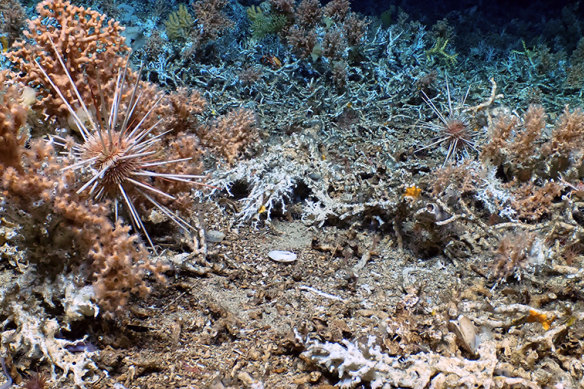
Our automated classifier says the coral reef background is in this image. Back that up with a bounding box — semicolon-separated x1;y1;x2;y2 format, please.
1;0;584;387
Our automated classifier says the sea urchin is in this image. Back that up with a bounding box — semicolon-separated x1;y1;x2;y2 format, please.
35;38;202;249
416;78;478;166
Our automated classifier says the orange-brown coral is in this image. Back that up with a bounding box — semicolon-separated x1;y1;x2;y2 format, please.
1;0;259;318
165;87;207;133
286;25;318;58
493;233;538;281
191;0;234;43
6;0;130;121
7;0;212;223
199;109;257;164
323;0;350;22
296;0;322;29
482;105;584;179
541;106;584;159
1;0;198;315
270;0;295;16
506;105;545;165
566;37;584;88
507;180;563;221
343;13;369;47
1;131;159;314
88;221;166;313
0;70;27;169
273;0;369;62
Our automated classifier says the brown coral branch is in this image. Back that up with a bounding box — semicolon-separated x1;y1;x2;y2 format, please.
0;71;28;169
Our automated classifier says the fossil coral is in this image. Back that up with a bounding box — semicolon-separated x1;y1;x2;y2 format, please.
300;334;519;388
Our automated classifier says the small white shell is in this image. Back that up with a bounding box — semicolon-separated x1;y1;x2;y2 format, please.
268;250;297;263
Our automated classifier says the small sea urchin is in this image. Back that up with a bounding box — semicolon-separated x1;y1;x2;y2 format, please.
416;79;478;166
23;372;49;389
36;38;202;249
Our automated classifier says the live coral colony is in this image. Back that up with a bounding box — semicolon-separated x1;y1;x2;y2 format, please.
1;0;584;387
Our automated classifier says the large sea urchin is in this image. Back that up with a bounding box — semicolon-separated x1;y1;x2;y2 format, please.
36;38;202;249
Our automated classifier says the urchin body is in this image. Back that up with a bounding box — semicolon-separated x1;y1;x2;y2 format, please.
82;131;141;199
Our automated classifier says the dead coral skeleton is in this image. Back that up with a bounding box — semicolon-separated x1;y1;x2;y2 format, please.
299;331;543;389
36;38;203;249
301;302;584;388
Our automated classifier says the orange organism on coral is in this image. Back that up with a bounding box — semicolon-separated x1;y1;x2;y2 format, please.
403;185;422;199
260;54;282;69
527;309;554;331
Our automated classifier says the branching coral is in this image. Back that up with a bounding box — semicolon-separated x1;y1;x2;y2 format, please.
199;109;257;164
430;103;583;226
6;0;130;121
0;70;27;168
165;0;233;47
0;0;25;45
541;106;584;161
0;96;147;384
323;0;350;21
269;0;369;63
1;123;157;315
165;3;194;41
481;105;584;181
